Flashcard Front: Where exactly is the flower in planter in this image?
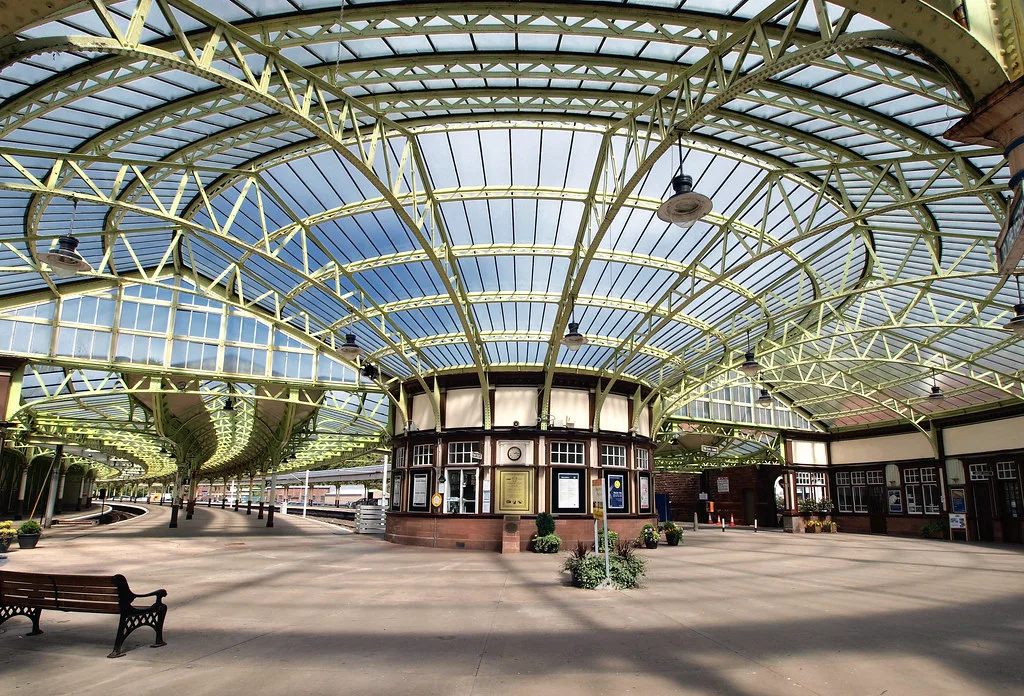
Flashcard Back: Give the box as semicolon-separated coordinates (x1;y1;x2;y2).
661;521;683;545
638;524;660;545
818;498;835;514
17;520;42;536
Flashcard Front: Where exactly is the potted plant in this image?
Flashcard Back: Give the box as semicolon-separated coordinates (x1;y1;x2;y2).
0;520;16;552
17;519;42;549
818;498;834;516
531;512;562;553
804;518;822;534
798;498;818;517
822;520;838;533
661;521;683;546
639;523;660;549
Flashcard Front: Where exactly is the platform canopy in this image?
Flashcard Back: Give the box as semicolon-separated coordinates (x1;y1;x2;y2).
0;0;1020;479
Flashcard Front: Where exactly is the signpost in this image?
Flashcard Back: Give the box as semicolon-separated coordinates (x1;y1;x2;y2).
701;445;720;455
591;482;611;588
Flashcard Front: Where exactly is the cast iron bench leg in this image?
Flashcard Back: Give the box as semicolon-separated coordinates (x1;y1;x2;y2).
0;605;43;635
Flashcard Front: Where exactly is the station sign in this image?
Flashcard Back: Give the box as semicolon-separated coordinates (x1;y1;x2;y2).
701;445;720;455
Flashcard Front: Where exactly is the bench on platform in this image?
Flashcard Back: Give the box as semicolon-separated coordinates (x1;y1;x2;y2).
0;570;167;658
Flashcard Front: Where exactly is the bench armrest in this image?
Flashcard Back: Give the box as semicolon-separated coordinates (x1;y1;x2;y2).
132;589;167;602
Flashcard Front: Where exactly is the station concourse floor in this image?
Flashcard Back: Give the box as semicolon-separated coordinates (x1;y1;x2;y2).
0;506;1022;696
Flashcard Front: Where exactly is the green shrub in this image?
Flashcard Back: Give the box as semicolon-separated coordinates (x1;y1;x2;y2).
562;540;647;589
596;529;618;551
536;511;556;537
921;519;949;538
533;533;562;553
17;520;42;535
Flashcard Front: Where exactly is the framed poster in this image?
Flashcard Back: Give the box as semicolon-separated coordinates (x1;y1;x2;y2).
551;468;585;513
496;469;533;514
887;488;903;514
410;471;429;510
949;513;967;529
950;488;967;514
716;477;730;493
607;473;626;511
390;471;403;511
638;473;651;514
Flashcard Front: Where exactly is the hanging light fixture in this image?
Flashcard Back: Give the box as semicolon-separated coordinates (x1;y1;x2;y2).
222;396;236;413
361;363;379;380
928;369;945;401
739;329;761;377
43;200;92;279
561;296;588;351
1004;275;1024;334
656;138;713;229
339;333;362;360
757;388;773;405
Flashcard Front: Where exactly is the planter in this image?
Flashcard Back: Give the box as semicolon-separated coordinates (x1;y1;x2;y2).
17;533;40;549
666;536;682;546
0;537;11;552
805;526;821;534
643;539;659;549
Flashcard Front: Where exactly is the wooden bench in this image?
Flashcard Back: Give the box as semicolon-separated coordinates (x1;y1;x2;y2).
0;570;167;658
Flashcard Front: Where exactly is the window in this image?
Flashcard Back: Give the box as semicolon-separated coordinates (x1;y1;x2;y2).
448;442;481;465
635;449;650;471
905;484;922;514
444;468;477;514
997;462;1017;480
851;471;866;485
835;472;852;512
969;463;991;481
601;444;626;467
852;486;867;513
904;468;919;484
867;471;884;485
551;441;585;465
412;444;433;467
393;446;406;469
796;471;826;502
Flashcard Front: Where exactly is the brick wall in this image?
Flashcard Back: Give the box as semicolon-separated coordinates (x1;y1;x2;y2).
386;513;657;551
654;472;699;522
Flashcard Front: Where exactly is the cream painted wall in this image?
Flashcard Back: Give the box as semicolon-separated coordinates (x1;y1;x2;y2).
445;388;483;429
829;432;932;465
411;392;435;432
790;440;828;465
550;388;590;428
636;405;651;438
600;394;629;432
493;387;538;427
943;415;1024;456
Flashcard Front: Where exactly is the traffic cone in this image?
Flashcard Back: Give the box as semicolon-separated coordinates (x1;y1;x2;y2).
729;514;735;527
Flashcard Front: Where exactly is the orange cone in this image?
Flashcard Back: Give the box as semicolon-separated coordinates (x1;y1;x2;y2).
729;514;735;527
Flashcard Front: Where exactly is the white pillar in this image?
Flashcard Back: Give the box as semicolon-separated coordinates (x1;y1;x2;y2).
302;469;309;517
42;446;64;528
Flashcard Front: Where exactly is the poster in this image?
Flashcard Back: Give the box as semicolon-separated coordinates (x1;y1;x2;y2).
557;472;580;509
887;488;903;514
717;477;730;493
949;513;967;529
608;474;625;510
639;475;650;511
591;483;604;520
950;488;967;514
412;473;428;508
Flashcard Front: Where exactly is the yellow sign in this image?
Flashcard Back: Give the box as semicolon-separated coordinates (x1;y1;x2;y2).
496;469;533;513
431;493;443;509
591;483;604;520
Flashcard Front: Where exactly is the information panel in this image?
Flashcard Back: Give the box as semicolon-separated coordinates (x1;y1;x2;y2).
607;473;626;511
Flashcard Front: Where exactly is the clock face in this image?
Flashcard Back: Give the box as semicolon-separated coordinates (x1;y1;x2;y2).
507;446;522;462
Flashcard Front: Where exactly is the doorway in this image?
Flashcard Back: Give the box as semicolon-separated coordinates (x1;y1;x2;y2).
742;488;755;526
999;480;1022;544
867;486;887;534
973;482;995;542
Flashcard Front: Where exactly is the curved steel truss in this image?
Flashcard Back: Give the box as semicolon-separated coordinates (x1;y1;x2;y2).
0;0;1020;479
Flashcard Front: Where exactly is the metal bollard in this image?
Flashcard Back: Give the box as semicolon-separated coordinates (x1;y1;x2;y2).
721;517;726;532
693;511;699;532
754;518;758;532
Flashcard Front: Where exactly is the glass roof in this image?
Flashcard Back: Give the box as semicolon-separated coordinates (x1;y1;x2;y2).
0;0;1017;479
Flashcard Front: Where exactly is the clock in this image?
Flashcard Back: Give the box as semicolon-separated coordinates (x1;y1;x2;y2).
507;446;523;462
